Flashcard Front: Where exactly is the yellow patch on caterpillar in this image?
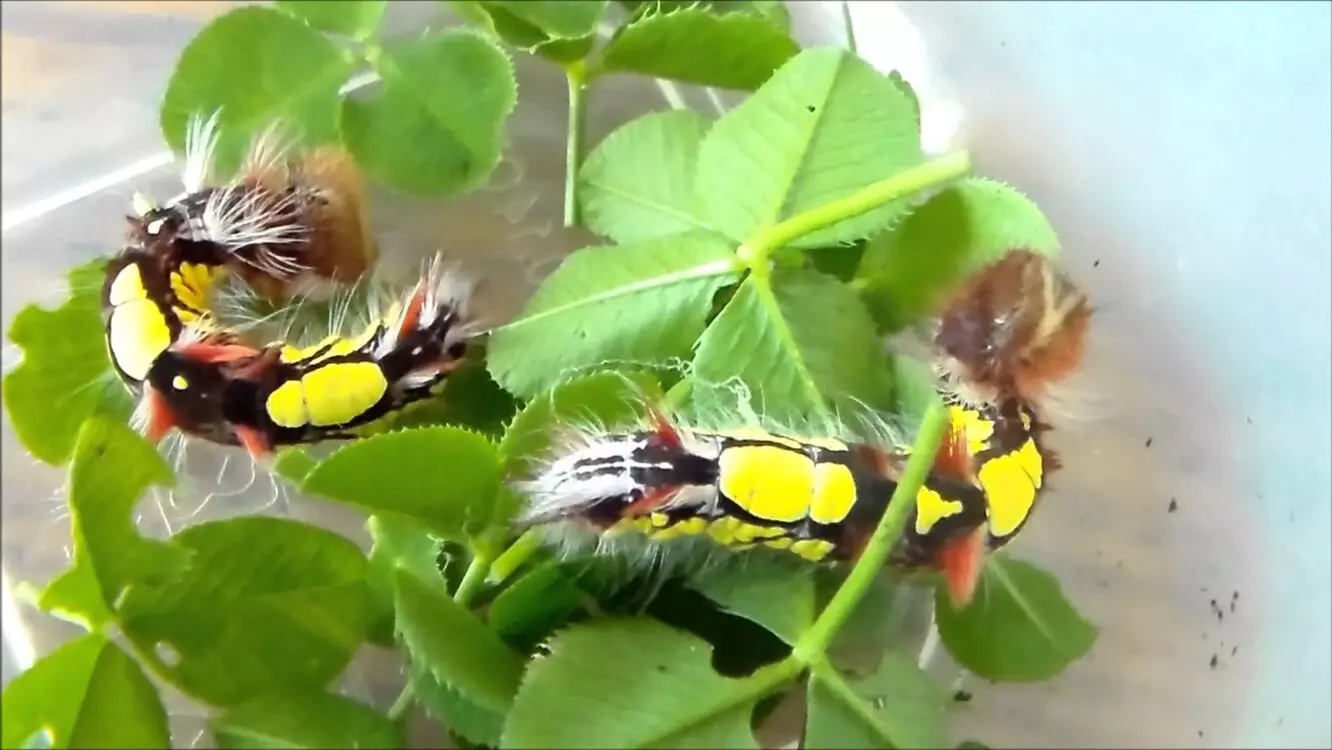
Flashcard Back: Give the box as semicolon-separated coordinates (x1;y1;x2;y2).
106;263;174;381
949;404;995;455
168;262;221;314
978;438;1043;539
264;360;388;428
914;486;965;536
790;538;836;561
809;461;857;525
718;444;815;524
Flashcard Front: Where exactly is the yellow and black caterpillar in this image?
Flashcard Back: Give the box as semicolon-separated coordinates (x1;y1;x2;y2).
100;114;477;461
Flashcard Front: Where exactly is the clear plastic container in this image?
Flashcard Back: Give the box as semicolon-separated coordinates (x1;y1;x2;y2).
3;2;1329;748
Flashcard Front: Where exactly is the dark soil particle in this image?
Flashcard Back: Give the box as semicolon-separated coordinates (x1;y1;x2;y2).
1168;498;1178;513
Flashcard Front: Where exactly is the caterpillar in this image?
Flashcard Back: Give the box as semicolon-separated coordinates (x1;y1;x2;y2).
926;248;1094;552
100;113;476;462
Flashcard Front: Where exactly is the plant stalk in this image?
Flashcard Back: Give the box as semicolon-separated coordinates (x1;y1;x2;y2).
563;63;589;228
840;0;858;53
487;528;544;585
793;403;949;662
737;151;971;267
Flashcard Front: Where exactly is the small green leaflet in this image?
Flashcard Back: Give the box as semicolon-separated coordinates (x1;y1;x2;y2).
394;569;526;714
487;1;609;39
486;232;742;399
364;514;444;646
210;689;402;749
593;6;799;91
116;517;374;706
160;6;356;177
503;618;765;748
274;0;387;39
695;46;923;249
935;555;1098;682
37;419;187;630
487;561;587;650
299;426;506;541
454;1;603;63
804;655;950;750
856;177;1062;331
409;660;506;747
343;30;517;197
3;259;131;466
691;267;891;427
1;634;170;750
578;109;719;244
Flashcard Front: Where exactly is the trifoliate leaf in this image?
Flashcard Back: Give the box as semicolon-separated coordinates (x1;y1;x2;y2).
487;232;742;400
274;0;387;39
394;569;525;714
3;259;132;466
210;689;402;749
37;419;186;630
499;370;661;476
364;515;443;646
594;6;798;91
689;556;815;645
934;555;1097;682
804;655;950;750
342;30;516;197
856;177;1062;331
696;47;922;248
503;617;765;748
117;517;373;706
299;426;505;540
1;634;169;750
578;109;719;244
691;267;891;426
161;6;355;176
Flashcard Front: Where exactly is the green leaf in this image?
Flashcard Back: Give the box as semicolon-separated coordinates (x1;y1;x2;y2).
487;232;741;399
210;689;402;749
692;268;890;426
394;569;525;714
342;30;516;197
690;556;815;645
618;0;789;31
37;419;186;630
856;177;1061;331
409;660;505;748
300;426;504;540
934;555;1097;682
364;515;443;646
578;109;719;244
3;259;132;466
594;6;798;91
1;634;169;750
805;655;950;750
161;6;355;176
117;517;373;706
275;0;387;39
488;562;586;649
487;0;608;39
454;1;598;63
696;47;923;248
504;617;766;748
498;369;661;476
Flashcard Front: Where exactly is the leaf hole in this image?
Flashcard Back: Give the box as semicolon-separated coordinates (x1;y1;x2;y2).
154;640;181;668
642;581;790;678
21;727;54;749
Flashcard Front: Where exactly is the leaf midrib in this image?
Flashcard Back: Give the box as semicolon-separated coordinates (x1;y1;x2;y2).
752;275;828;414
583;178;721;237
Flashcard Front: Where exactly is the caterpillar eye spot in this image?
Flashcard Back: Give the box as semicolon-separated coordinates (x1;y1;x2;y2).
172;375;189;390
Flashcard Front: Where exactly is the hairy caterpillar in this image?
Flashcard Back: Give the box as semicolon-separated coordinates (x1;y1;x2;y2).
101;113;477;462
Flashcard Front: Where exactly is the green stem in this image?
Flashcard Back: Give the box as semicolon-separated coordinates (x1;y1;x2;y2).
793;403;949;662
389;550;495;725
737;151;971;267
487;528;544;586
840;0;858;53
563;63;589;228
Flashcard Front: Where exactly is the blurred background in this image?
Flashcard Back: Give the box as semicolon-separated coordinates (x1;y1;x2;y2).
3;2;1329;748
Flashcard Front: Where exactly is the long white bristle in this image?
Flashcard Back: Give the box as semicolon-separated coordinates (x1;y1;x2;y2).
181;110;223;194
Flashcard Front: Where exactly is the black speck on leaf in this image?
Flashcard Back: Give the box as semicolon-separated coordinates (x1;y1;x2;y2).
656;664;667;673
806;105;816;113
952;689;973;703
1246;416;1253;425
1145;436;1154;448
1209;654;1219;669
1168;498;1178;513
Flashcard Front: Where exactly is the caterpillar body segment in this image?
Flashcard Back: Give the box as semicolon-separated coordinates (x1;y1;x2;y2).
137;254;475;461
515;407;993;604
